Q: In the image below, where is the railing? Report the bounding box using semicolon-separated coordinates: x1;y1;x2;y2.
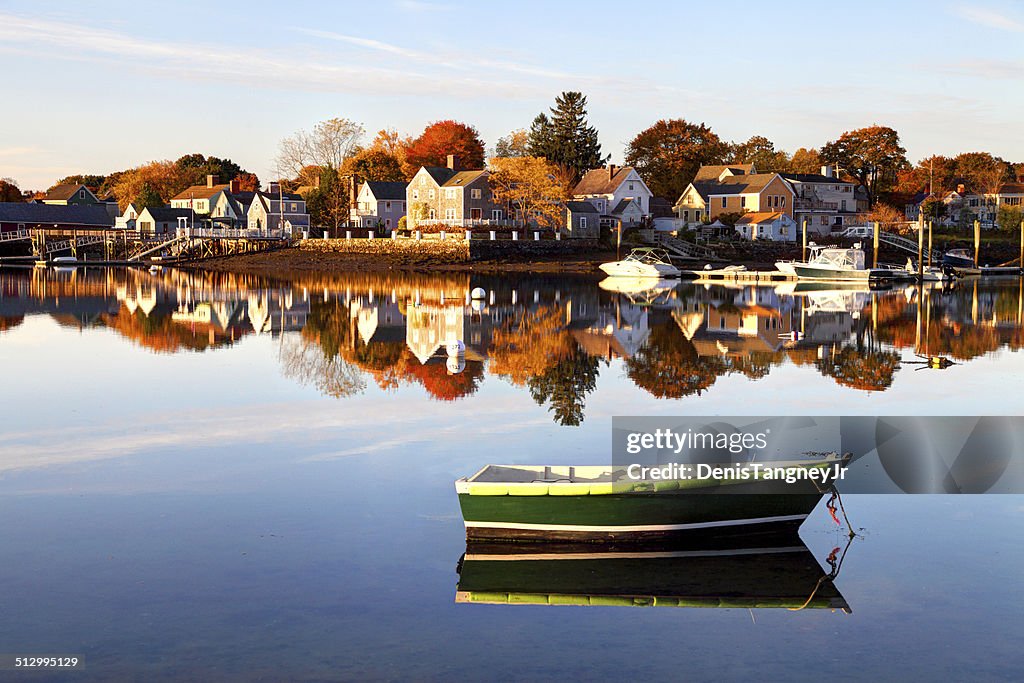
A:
878;231;942;260
44;235;106;254
653;232;718;259
794;199;840;211
175;227;289;240
0;228;31;243
420;218;527;228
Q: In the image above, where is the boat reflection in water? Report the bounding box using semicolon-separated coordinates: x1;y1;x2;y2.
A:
455;534;852;613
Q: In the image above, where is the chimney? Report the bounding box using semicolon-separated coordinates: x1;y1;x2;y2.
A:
207;174;218;188
608;164;617;180
229;178;240;194
447;154;460;171
957;183;965;194
269;181;280;195
350;175;359;208
820;165;834;178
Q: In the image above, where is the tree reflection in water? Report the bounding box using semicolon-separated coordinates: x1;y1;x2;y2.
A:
626;323;726;398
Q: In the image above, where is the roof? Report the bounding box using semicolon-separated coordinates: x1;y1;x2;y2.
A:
140;207;195;222
565;201;599;213
781;172;856;185
999;182;1024;194
649;196;674;218
690;173;789;200
693;164;755;181
364;181;408;200
257;190;304;201
610;198;641;215
420;167;458;186
442;170;487;187
0;202;113;226
171;184;229;201
44;183;94;201
736;211;787;224
573;166;638;195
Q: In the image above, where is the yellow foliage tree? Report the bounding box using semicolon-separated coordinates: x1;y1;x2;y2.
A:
488;156;568;230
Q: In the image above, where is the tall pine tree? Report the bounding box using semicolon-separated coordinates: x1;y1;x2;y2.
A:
527;92;604;181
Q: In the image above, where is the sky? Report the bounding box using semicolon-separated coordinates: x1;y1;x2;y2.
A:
0;0;1022;190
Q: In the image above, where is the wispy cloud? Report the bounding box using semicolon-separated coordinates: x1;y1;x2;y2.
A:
0;12;546;100
935;58;1024;80
953;4;1024;32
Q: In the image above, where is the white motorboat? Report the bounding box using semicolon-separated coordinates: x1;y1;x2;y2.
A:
904;258;952;282
599;248;681;278
776;244;824;275
789;243;894;282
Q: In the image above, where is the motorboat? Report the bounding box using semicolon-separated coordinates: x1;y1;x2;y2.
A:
789;243;894;282
904;258;953;282
599;248;681;278
942;249;975;269
776;244;824;275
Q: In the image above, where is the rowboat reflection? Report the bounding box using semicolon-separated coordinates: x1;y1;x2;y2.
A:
455;534;852;613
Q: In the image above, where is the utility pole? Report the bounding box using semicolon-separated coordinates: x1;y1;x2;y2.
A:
917;213;924;282
974;218;981;267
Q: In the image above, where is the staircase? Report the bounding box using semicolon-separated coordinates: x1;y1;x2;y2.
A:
44;235;106;254
128;235;189;261
652;233;720;261
0;228;31;243
878;231;942;261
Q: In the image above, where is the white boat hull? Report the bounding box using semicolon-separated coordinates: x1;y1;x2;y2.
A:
599;262;680;278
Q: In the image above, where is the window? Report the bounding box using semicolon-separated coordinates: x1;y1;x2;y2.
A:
17;223;25;229
429;189;436;199
683;210;689;221
445;208;457;220
412;189;419;200
580;217;587;229
445;188;456;199
385;201;392;211
290;202;297;212
491;209;504;220
740;196;747;208
428;209;436;219
471;188;481;199
781;196;786;207
79;190;85;199
721;197;727;208
629;182;635;191
385;219;391;228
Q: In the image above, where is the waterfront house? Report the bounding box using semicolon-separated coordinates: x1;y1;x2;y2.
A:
42;183;99;206
674;165;795;227
170;175;231;215
963;182;1024;227
572;165;652;229
734;212;797;242
351;181;408;230
564;201;599;238
136;207;195;237
781;166;859;234
115;202;140;230
0;202;114;233
247;183;310;235
406;156;504;228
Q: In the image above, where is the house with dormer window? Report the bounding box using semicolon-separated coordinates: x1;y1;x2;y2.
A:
406;155;504;228
572;165;652;229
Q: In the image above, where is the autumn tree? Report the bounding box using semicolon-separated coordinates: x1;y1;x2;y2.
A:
493;129;530;158
55;173;105;189
174;154;245;186
276;117;365;181
233;172;260;193
134;182;164;210
895;155;957;194
343;148;405;183
405;120;485;170
110;160;189;210
953;152;1013;195
860;202;906;234
0;178;22;202
527;92;605;181
820;125;909;205
789;147;822;174
488;156;568;230
624;119;729;200
730;135;789;171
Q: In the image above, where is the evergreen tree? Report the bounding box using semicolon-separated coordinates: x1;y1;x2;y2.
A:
527;92;604;180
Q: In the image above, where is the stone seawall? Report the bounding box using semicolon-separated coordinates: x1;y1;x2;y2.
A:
299;237;601;263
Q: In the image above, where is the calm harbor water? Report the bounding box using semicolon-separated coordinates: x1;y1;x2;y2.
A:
0;266;1022;681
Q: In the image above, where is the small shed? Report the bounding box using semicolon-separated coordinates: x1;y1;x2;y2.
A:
564;201;599;239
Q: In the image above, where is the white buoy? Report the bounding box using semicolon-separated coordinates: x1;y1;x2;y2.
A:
470;287;486;299
446;339;466;356
446;356;466;374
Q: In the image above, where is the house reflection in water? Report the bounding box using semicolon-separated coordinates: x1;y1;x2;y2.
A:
5;267;1024;424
